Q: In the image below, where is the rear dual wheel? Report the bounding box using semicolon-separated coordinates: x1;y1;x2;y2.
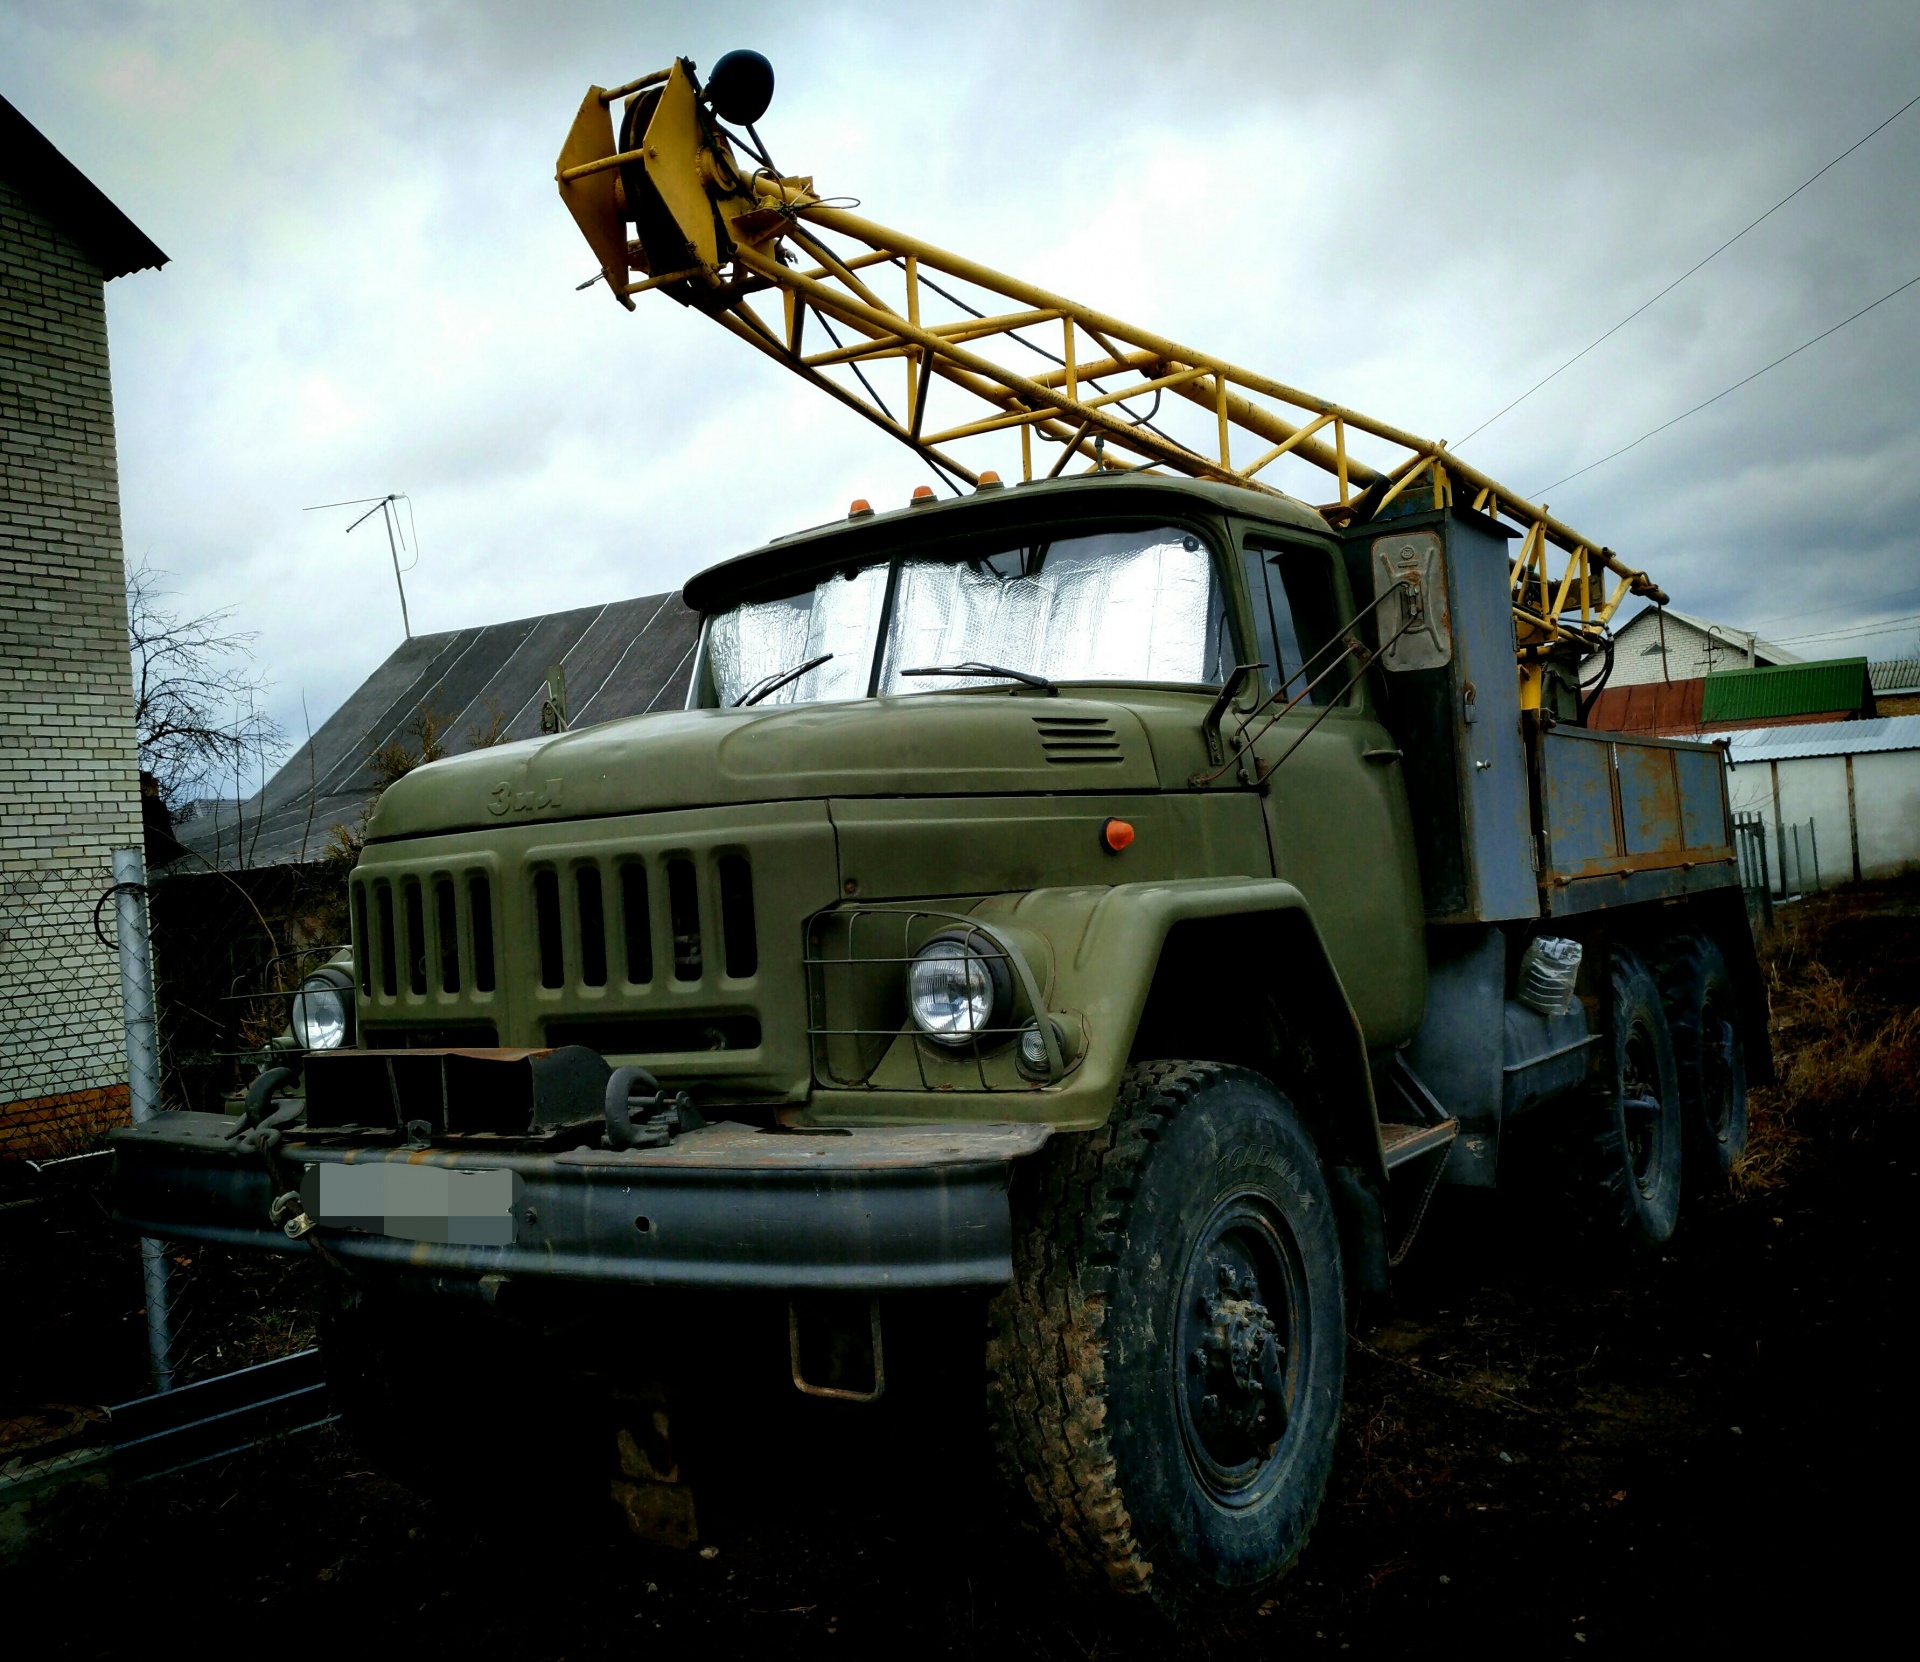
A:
1591;947;1685;1247
1654;933;1749;1182
985;1062;1345;1615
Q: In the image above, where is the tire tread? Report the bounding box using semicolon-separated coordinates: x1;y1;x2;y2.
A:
984;1061;1324;1599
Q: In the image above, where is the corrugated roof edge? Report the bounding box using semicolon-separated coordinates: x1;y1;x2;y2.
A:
1869;657;1920;695
0;93;167;279
1723;714;1920;763
1698;656;1872;724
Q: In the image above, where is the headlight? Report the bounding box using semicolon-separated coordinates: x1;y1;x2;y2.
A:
290;971;353;1050
907;931;1011;1047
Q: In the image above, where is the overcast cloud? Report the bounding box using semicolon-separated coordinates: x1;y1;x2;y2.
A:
4;0;1918;752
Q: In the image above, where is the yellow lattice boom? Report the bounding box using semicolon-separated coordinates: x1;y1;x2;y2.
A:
556;59;1668;703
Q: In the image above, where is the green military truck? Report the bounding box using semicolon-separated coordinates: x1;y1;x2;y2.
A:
113;470;1764;1608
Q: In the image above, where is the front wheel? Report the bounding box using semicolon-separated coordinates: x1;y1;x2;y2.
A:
985;1062;1345;1615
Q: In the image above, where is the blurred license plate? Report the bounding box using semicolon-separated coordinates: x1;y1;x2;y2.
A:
304;1164;519;1247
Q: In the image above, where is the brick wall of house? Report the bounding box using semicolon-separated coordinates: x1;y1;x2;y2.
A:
0;174;144;1155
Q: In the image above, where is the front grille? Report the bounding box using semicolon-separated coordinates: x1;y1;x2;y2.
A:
375;884;398;994
718;855;757;978
665;857;703;981
403;879;428;994
576;866;608;987
522;852;759;995
434;878;460;992
353;841;773;1063
620;864;652;984
1034;713;1123;764
533;869;565;988
469;875;496;991
353;868;498;1015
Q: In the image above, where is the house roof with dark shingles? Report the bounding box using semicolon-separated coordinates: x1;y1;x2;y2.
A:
178;590;701;870
0;93;167;279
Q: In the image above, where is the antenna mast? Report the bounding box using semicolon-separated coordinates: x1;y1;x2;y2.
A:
303;493;418;639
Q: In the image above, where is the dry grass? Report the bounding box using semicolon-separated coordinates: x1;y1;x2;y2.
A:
1735;882;1920;1197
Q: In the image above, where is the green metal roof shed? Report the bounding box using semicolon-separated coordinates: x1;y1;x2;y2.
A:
1699;657;1874;726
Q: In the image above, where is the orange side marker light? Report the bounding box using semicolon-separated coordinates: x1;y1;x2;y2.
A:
1102;818;1135;853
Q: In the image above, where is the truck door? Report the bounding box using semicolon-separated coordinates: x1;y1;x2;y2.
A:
1237;531;1427;1048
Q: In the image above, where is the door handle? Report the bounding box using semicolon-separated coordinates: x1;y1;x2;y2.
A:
1362;748;1404;764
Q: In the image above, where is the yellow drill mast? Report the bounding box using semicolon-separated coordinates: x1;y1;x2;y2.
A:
556;54;1668;708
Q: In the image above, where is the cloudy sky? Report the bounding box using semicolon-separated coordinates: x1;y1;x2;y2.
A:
6;0;1918;752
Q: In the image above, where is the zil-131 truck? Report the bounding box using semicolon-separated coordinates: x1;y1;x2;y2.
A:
111;52;1768;1614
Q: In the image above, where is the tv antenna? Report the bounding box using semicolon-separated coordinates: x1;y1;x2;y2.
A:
303;492;420;638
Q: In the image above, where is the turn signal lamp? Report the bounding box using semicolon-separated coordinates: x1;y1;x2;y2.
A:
848;498;873;517
1102;818;1135;853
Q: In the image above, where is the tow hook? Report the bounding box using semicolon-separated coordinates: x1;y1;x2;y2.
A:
227;1066;305;1152
604;1065;705;1150
270;1189;317;1240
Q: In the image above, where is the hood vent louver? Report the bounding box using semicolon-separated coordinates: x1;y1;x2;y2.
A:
1034;714;1124;765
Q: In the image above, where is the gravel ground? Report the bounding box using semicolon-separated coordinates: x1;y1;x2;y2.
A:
6;880;1913;1657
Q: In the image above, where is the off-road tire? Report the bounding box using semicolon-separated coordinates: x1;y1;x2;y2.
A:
1653;932;1748;1183
1589;947;1684;1247
984;1061;1345;1616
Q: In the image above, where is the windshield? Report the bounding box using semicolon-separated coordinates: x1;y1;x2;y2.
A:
703;525;1231;707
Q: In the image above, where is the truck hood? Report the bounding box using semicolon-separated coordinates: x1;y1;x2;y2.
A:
365;694;1161;842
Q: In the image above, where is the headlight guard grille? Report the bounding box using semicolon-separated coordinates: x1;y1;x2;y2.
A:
804;906;1062;1091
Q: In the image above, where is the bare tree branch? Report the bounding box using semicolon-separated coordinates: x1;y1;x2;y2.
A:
127;560;285;813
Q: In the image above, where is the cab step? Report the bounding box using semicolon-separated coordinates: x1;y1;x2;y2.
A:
1379;1118;1458;1170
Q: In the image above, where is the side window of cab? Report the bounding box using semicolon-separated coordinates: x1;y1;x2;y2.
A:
1237;534;1354;707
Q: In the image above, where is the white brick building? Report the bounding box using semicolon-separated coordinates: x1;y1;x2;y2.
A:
1;94;166;1157
1597;604;1801;689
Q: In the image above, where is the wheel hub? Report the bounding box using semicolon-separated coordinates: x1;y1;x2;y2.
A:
1190;1263;1289;1449
1174;1194;1305;1507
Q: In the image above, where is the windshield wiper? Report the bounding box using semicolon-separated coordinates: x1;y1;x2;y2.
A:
736;652;834;707
901;662;1057;694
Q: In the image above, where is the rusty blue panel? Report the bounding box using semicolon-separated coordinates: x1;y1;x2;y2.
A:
1616;741;1683;855
1444;519;1536;921
1541;731;1617;869
1674;745;1727;848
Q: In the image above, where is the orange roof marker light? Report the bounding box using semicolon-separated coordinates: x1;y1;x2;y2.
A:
847;498;873;517
910;484;936;505
976;471;1003;489
1101;818;1135;853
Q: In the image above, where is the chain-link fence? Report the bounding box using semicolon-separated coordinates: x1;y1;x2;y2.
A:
1;854;333;1491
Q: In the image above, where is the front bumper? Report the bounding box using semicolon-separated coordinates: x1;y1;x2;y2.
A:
110;1113;1048;1291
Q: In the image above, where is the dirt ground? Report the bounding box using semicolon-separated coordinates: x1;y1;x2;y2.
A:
7;878;1915;1657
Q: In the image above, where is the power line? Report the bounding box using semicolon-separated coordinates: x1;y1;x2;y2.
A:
1530;270;1920;497
1771;611;1920;645
1741;583;1920;632
1457;90;1920;449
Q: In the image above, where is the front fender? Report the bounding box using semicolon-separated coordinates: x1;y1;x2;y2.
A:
807;879;1386;1180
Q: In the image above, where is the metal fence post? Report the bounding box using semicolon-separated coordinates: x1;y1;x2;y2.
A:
113;847;173;1392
